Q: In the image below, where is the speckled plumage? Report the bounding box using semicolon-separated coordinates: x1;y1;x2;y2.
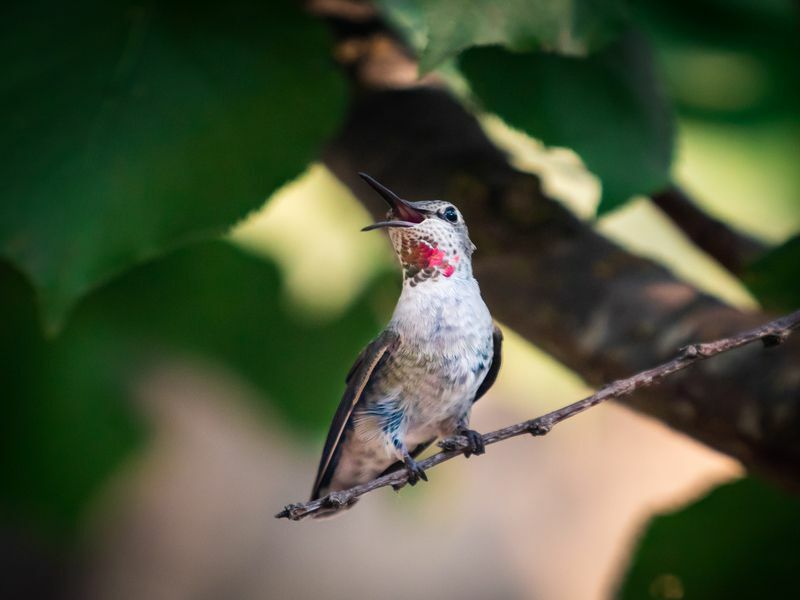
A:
310;178;501;515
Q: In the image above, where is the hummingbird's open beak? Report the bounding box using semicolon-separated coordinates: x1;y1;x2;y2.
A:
358;172;426;231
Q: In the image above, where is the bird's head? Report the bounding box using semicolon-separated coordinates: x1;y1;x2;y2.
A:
359;173;475;285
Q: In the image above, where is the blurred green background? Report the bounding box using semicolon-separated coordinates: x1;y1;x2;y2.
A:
1;1;798;599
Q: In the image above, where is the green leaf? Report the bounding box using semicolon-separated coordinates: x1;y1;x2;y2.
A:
632;0;800;123
461;31;675;213
378;0;629;73
0;262;145;534
0;1;344;333
0;242;392;533
619;477;800;599
743;235;800;312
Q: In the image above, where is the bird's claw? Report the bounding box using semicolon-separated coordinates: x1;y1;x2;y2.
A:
403;458;428;486
458;428;485;458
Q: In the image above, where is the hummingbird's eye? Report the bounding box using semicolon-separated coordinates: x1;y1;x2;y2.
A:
442;206;458;223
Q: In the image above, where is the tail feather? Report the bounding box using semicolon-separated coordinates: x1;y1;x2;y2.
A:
310;438;435;519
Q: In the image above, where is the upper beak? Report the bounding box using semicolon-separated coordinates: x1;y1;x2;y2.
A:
358;172;426;231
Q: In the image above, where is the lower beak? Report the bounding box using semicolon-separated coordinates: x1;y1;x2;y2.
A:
358;173;426;230
361;220;416;232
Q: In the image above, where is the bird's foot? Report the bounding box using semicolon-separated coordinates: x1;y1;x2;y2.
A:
456;427;485;458
403;456;428;486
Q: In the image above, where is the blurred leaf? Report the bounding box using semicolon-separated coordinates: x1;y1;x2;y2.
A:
0;242;393;533
379;0;629;73
461;31;674;213
633;0;800;241
742;235;800;312
633;0;800;123
0;262;144;534
619;477;800;599
0;0;344;333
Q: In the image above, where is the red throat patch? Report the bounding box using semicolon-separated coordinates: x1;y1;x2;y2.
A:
403;241;459;280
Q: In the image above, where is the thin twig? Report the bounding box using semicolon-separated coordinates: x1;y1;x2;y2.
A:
276;309;800;521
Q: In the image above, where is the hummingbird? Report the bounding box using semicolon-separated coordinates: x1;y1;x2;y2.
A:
310;173;502;516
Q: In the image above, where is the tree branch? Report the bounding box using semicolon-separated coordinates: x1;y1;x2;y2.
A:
277;310;800;521
651;185;767;276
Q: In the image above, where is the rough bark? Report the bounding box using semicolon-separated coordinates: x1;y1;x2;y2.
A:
314;2;800;489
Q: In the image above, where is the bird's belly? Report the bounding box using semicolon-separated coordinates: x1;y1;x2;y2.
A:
331;338;491;493
388;281;493;440
400;352;490;443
